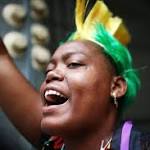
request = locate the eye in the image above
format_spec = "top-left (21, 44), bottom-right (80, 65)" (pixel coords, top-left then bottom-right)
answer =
top-left (67, 62), bottom-right (84, 69)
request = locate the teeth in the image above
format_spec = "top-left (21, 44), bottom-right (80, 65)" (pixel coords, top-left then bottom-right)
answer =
top-left (45, 90), bottom-right (66, 99)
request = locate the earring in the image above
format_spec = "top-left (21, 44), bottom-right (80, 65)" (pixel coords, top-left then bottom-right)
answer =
top-left (112, 92), bottom-right (118, 108)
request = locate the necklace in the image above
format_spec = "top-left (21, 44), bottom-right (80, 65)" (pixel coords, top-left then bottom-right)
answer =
top-left (61, 137), bottom-right (112, 150)
top-left (100, 137), bottom-right (112, 150)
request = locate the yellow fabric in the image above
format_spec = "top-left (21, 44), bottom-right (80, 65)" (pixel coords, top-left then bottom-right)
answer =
top-left (74, 0), bottom-right (131, 45)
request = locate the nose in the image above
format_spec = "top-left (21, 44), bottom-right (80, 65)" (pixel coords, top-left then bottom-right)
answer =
top-left (45, 68), bottom-right (64, 84)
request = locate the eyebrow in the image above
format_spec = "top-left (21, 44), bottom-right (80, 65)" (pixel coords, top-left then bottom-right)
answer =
top-left (49, 50), bottom-right (89, 65)
top-left (62, 51), bottom-right (89, 60)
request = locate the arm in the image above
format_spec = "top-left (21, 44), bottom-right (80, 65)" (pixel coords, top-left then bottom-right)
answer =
top-left (0, 39), bottom-right (43, 145)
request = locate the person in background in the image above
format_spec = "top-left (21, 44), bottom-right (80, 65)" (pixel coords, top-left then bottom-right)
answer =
top-left (0, 0), bottom-right (150, 149)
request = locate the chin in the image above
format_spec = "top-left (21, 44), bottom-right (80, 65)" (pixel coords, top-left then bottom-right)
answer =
top-left (41, 117), bottom-right (69, 136)
top-left (41, 117), bottom-right (59, 136)
top-left (41, 120), bottom-right (84, 139)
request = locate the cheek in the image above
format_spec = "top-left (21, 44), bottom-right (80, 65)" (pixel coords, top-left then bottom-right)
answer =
top-left (66, 67), bottom-right (109, 95)
top-left (66, 70), bottom-right (92, 92)
top-left (40, 82), bottom-right (44, 93)
top-left (40, 82), bottom-right (46, 100)
top-left (66, 68), bottom-right (112, 106)
top-left (66, 70), bottom-right (105, 108)
top-left (63, 70), bottom-right (112, 128)
top-left (66, 66), bottom-right (96, 84)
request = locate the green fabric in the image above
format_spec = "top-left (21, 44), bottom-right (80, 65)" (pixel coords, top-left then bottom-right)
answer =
top-left (93, 24), bottom-right (141, 109)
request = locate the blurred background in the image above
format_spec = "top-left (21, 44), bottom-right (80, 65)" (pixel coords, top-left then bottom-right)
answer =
top-left (0, 0), bottom-right (150, 149)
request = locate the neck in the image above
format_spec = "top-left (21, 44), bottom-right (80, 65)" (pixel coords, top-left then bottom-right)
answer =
top-left (63, 109), bottom-right (117, 150)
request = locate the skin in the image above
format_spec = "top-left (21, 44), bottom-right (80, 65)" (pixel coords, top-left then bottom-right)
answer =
top-left (40, 40), bottom-right (127, 150)
top-left (0, 39), bottom-right (42, 144)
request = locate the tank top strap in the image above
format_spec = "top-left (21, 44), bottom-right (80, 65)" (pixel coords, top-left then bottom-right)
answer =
top-left (120, 121), bottom-right (133, 150)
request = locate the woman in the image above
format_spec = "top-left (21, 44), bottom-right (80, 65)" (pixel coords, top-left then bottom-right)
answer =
top-left (0, 0), bottom-right (150, 149)
top-left (40, 39), bottom-right (132, 150)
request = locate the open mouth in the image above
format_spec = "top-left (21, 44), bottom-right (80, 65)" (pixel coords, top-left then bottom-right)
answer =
top-left (44, 90), bottom-right (69, 106)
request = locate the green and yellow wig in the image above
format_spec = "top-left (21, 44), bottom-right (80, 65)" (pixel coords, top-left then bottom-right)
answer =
top-left (67, 0), bottom-right (141, 110)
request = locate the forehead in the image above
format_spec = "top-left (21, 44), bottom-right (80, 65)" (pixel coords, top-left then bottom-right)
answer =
top-left (50, 40), bottom-right (115, 74)
top-left (52, 40), bottom-right (104, 59)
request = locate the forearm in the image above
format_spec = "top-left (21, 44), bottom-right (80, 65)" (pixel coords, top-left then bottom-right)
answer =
top-left (0, 39), bottom-right (43, 145)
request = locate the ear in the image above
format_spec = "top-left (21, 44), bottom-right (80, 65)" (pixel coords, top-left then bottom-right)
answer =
top-left (110, 76), bottom-right (127, 99)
